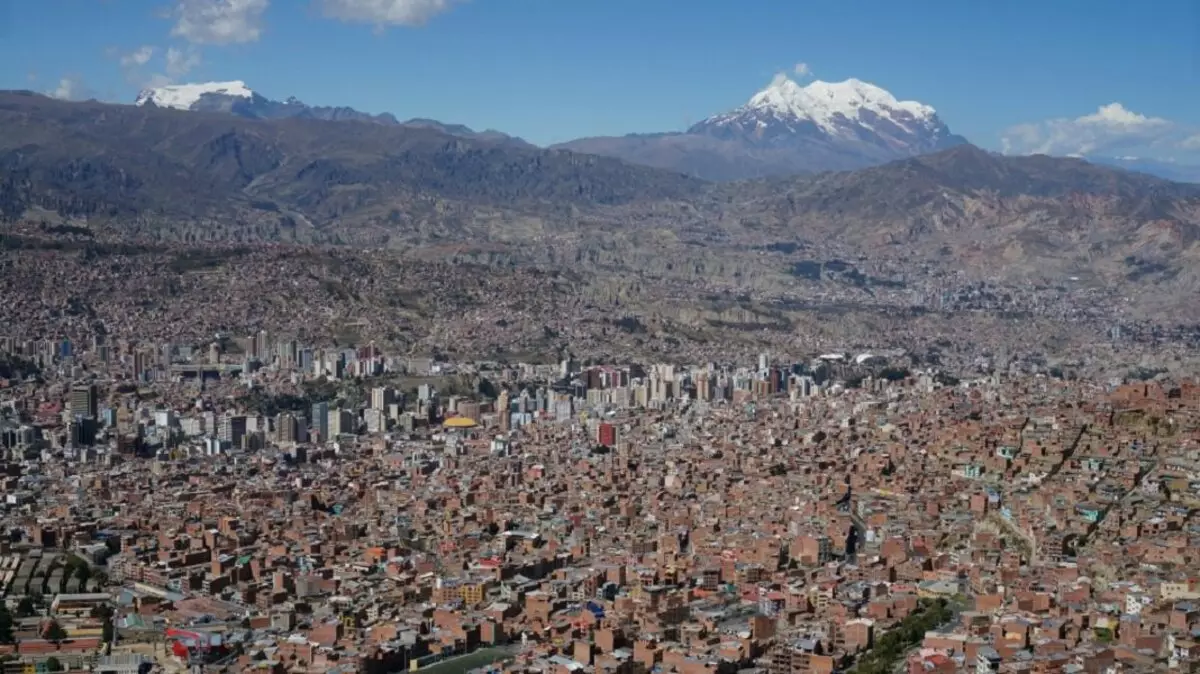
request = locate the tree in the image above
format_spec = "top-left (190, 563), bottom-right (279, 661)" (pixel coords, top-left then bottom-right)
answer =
top-left (0, 601), bottom-right (13, 644)
top-left (45, 657), bottom-right (63, 672)
top-left (16, 597), bottom-right (35, 618)
top-left (43, 619), bottom-right (68, 644)
top-left (91, 605), bottom-right (115, 644)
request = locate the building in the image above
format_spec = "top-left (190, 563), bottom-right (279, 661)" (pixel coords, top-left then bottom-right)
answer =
top-left (497, 390), bottom-right (511, 433)
top-left (597, 422), bottom-right (616, 448)
top-left (70, 384), bottom-right (98, 419)
top-left (370, 386), bottom-right (396, 411)
top-left (276, 413), bottom-right (301, 444)
top-left (311, 402), bottom-right (330, 441)
top-left (329, 408), bottom-right (354, 437)
top-left (218, 414), bottom-right (247, 447)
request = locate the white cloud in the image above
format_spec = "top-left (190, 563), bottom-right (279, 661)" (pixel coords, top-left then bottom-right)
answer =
top-left (49, 76), bottom-right (89, 101)
top-left (119, 45), bottom-right (156, 68)
top-left (1001, 103), bottom-right (1177, 157)
top-left (165, 46), bottom-right (203, 79)
top-left (171, 0), bottom-right (269, 45)
top-left (768, 72), bottom-right (791, 89)
top-left (317, 0), bottom-right (460, 27)
top-left (112, 43), bottom-right (201, 90)
top-left (793, 62), bottom-right (812, 78)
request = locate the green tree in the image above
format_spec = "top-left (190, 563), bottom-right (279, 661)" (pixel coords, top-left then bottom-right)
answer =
top-left (91, 605), bottom-right (115, 644)
top-left (16, 597), bottom-right (35, 618)
top-left (43, 619), bottom-right (68, 644)
top-left (45, 657), bottom-right (63, 672)
top-left (0, 601), bottom-right (13, 644)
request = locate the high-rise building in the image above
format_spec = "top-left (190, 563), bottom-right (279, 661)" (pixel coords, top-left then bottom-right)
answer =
top-left (133, 351), bottom-right (150, 382)
top-left (364, 408), bottom-right (386, 434)
top-left (597, 422), bottom-right (616, 448)
top-left (277, 340), bottom-right (298, 368)
top-left (253, 329), bottom-right (269, 360)
top-left (497, 390), bottom-right (511, 433)
top-left (69, 417), bottom-right (96, 447)
top-left (311, 402), bottom-right (330, 441)
top-left (70, 384), bottom-right (98, 419)
top-left (218, 414), bottom-right (247, 447)
top-left (695, 373), bottom-right (712, 402)
top-left (329, 408), bottom-right (354, 437)
top-left (371, 387), bottom-right (395, 411)
top-left (276, 413), bottom-right (299, 444)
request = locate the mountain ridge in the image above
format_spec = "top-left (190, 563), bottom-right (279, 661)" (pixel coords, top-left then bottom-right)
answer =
top-left (6, 90), bottom-right (1200, 304)
top-left (555, 75), bottom-right (967, 180)
top-left (136, 80), bottom-right (534, 148)
top-left (0, 91), bottom-right (703, 243)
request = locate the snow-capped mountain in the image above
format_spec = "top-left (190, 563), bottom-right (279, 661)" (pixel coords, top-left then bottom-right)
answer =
top-left (135, 80), bottom-right (255, 110)
top-left (555, 75), bottom-right (967, 181)
top-left (136, 80), bottom-right (400, 125)
top-left (134, 81), bottom-right (531, 147)
top-left (690, 76), bottom-right (962, 156)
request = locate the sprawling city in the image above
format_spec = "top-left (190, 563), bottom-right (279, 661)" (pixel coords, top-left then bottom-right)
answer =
top-left (3, 2), bottom-right (1200, 674)
top-left (2, 327), bottom-right (1199, 674)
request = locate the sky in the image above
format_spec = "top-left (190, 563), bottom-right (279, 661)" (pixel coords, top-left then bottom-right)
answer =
top-left (1, 0), bottom-right (1199, 159)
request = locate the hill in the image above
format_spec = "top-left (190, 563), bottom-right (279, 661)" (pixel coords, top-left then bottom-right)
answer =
top-left (0, 91), bottom-right (702, 244)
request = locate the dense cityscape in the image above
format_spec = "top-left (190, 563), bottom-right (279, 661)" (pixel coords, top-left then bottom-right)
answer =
top-left (4, 2), bottom-right (1200, 674)
top-left (1, 330), bottom-right (1199, 674)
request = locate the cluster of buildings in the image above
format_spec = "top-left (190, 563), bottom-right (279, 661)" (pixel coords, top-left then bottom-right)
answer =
top-left (2, 329), bottom-right (1200, 674)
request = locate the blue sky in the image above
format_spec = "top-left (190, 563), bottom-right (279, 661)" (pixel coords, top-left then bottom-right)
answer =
top-left (1, 0), bottom-right (1198, 157)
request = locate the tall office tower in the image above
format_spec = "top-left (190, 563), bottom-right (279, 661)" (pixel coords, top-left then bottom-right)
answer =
top-left (276, 413), bottom-right (298, 444)
top-left (311, 401), bottom-right (330, 441)
top-left (277, 340), bottom-right (298, 368)
top-left (371, 386), bottom-right (396, 411)
top-left (218, 414), bottom-right (247, 447)
top-left (70, 384), bottom-right (98, 419)
top-left (364, 408), bottom-right (386, 434)
top-left (133, 351), bottom-right (149, 382)
top-left (254, 330), bottom-right (269, 360)
top-left (497, 390), bottom-right (511, 433)
top-left (759, 352), bottom-right (770, 375)
top-left (329, 408), bottom-right (354, 437)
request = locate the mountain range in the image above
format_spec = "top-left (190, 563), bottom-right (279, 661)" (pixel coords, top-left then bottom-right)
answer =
top-left (133, 76), bottom-right (969, 181)
top-left (557, 76), bottom-right (968, 180)
top-left (5, 89), bottom-right (1200, 302)
top-left (132, 78), bottom-right (1200, 187)
top-left (136, 80), bottom-right (535, 149)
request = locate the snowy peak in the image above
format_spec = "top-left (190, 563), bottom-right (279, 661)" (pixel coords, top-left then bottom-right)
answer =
top-left (686, 74), bottom-right (965, 165)
top-left (135, 81), bottom-right (254, 110)
top-left (743, 76), bottom-right (937, 133)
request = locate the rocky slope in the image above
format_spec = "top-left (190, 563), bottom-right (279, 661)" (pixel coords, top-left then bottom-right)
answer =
top-left (556, 76), bottom-right (966, 180)
top-left (715, 145), bottom-right (1200, 290)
